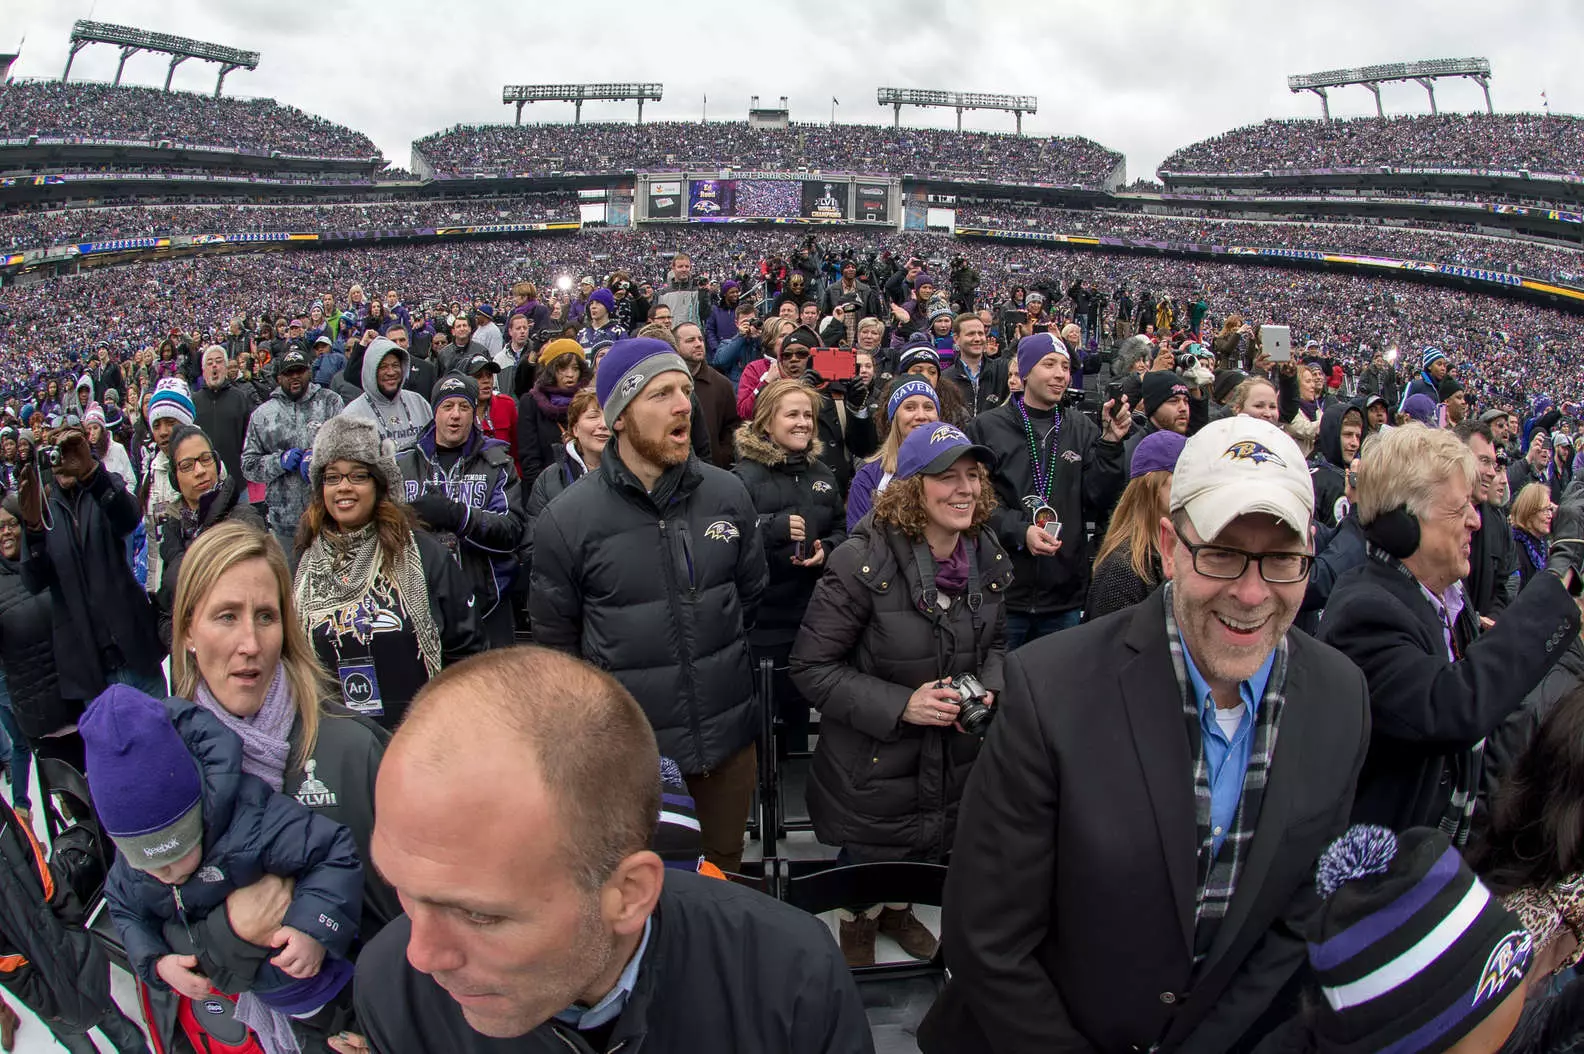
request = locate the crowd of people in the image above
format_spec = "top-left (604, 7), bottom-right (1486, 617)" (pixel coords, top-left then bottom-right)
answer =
top-left (0, 193), bottom-right (583, 250)
top-left (2, 234), bottom-right (1584, 1053)
top-left (412, 120), bottom-right (1123, 186)
top-left (0, 81), bottom-right (380, 160)
top-left (9, 226), bottom-right (1584, 414)
top-left (1162, 112), bottom-right (1584, 175)
top-left (960, 201), bottom-right (1584, 281)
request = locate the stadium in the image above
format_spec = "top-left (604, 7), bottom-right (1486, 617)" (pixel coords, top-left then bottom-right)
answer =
top-left (6, 13), bottom-right (1584, 1054)
top-left (1, 30), bottom-right (1583, 414)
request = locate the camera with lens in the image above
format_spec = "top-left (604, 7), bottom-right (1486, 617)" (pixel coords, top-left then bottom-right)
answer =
top-left (41, 445), bottom-right (61, 467)
top-left (945, 673), bottom-right (995, 737)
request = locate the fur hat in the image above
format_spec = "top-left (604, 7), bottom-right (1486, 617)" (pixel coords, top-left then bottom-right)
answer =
top-left (309, 415), bottom-right (401, 496)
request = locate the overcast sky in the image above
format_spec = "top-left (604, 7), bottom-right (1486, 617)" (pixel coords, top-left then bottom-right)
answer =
top-left (4, 0), bottom-right (1580, 180)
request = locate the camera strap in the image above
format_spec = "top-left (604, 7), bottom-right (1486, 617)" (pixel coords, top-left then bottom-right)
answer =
top-left (910, 539), bottom-right (984, 640)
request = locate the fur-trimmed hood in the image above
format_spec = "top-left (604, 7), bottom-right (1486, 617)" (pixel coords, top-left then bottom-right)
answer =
top-left (733, 422), bottom-right (824, 467)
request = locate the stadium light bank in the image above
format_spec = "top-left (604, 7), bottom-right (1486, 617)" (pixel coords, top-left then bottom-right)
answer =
top-left (62, 20), bottom-right (260, 98)
top-left (502, 83), bottom-right (664, 126)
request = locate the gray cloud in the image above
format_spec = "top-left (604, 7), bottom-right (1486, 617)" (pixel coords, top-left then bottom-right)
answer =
top-left (3, 0), bottom-right (1579, 180)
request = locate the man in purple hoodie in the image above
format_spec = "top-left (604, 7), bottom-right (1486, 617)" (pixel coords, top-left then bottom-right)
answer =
top-left (704, 280), bottom-right (743, 354)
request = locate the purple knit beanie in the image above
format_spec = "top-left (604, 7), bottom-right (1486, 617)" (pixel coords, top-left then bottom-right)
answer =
top-left (80, 685), bottom-right (204, 871)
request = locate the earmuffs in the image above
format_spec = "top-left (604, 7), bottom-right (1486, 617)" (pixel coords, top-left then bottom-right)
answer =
top-left (1364, 506), bottom-right (1420, 559)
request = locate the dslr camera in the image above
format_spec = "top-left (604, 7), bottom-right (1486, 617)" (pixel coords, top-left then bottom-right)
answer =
top-left (944, 673), bottom-right (995, 737)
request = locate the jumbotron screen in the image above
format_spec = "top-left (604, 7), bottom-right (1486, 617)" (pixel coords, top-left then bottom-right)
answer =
top-left (686, 178), bottom-right (851, 220)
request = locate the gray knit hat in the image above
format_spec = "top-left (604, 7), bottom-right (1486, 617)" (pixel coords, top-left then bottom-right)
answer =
top-left (309, 415), bottom-right (402, 497)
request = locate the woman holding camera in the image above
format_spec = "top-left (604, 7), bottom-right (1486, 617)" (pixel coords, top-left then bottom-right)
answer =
top-left (792, 422), bottom-right (1010, 968)
top-left (733, 380), bottom-right (846, 756)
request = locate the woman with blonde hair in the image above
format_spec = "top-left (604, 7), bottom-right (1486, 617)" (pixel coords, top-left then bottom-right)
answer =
top-left (171, 519), bottom-right (400, 937)
top-left (1230, 375), bottom-right (1281, 424)
top-left (732, 378), bottom-right (845, 755)
top-left (846, 377), bottom-right (940, 530)
top-left (1511, 481), bottom-right (1557, 589)
top-left (1086, 431), bottom-right (1185, 621)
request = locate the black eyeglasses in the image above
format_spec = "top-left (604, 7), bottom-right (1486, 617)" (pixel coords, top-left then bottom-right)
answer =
top-left (1173, 527), bottom-right (1312, 584)
top-left (176, 451), bottom-right (217, 474)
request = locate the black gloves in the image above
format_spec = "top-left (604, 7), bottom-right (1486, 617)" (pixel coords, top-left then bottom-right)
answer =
top-left (1546, 500), bottom-right (1584, 596)
top-left (410, 491), bottom-right (466, 532)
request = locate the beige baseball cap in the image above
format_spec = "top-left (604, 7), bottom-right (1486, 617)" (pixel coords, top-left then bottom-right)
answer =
top-left (1170, 417), bottom-right (1314, 541)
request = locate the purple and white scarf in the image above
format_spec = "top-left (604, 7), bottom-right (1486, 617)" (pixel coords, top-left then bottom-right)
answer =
top-left (193, 665), bottom-right (295, 791)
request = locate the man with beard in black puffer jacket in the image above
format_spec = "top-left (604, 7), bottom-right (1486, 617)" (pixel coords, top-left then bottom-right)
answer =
top-left (531, 339), bottom-right (767, 875)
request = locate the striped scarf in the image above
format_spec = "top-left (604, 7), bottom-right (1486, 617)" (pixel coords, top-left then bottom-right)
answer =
top-left (1161, 583), bottom-right (1290, 966)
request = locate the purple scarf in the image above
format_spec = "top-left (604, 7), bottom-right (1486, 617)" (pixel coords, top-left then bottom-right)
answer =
top-left (531, 385), bottom-right (578, 423)
top-left (933, 537), bottom-right (970, 594)
top-left (193, 665), bottom-right (295, 791)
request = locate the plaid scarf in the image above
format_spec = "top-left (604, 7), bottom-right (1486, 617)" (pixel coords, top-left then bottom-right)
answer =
top-left (1161, 583), bottom-right (1291, 966)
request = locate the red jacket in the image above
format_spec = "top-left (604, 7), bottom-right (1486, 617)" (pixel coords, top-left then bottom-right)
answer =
top-left (478, 393), bottom-right (519, 467)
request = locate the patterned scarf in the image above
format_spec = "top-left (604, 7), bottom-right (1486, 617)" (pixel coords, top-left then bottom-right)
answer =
top-left (294, 522), bottom-right (443, 680)
top-left (1513, 526), bottom-right (1549, 576)
top-left (193, 665), bottom-right (295, 791)
top-left (1161, 583), bottom-right (1290, 967)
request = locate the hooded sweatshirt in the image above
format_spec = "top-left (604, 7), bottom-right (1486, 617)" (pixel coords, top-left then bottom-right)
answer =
top-left (1309, 401), bottom-right (1360, 529)
top-left (341, 338), bottom-right (432, 452)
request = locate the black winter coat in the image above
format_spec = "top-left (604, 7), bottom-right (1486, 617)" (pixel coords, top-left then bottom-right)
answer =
top-left (0, 558), bottom-right (65, 739)
top-left (1481, 637), bottom-right (1584, 808)
top-left (515, 389), bottom-right (574, 488)
top-left (530, 446), bottom-right (769, 774)
top-left (191, 380), bottom-right (257, 485)
top-left (1466, 502), bottom-right (1517, 620)
top-left (791, 518), bottom-right (1011, 862)
top-left (521, 445), bottom-right (592, 585)
top-left (22, 465), bottom-right (164, 703)
top-left (970, 397), bottom-right (1127, 614)
top-left (396, 424), bottom-right (526, 645)
top-left (1083, 540), bottom-right (1160, 622)
top-left (153, 474), bottom-right (265, 648)
top-left (1309, 401), bottom-right (1356, 529)
top-left (356, 869), bottom-right (874, 1054)
top-left (731, 428), bottom-right (846, 648)
top-left (0, 805), bottom-right (115, 1030)
top-left (1319, 553), bottom-right (1581, 834)
top-left (942, 356), bottom-right (1009, 421)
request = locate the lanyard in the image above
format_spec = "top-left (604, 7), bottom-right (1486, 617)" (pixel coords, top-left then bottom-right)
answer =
top-left (1014, 396), bottom-right (1062, 503)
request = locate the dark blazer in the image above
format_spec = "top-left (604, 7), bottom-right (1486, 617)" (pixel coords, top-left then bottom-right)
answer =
top-left (919, 591), bottom-right (1370, 1053)
top-left (1318, 555), bottom-right (1580, 834)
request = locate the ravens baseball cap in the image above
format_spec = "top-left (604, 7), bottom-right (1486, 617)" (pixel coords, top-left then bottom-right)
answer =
top-left (313, 334), bottom-right (333, 347)
top-left (895, 422), bottom-right (993, 480)
top-left (277, 347), bottom-right (311, 374)
top-left (1170, 416), bottom-right (1314, 541)
top-left (462, 351), bottom-right (500, 376)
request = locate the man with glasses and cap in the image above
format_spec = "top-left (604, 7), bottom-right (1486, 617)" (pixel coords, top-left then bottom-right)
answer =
top-left (241, 344), bottom-right (345, 558)
top-left (922, 416), bottom-right (1370, 1054)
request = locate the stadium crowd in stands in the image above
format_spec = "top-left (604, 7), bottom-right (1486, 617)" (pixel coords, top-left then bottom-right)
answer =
top-left (413, 120), bottom-right (1123, 186)
top-left (1162, 112), bottom-right (1584, 174)
top-left (0, 80), bottom-right (379, 159)
top-left (0, 193), bottom-right (582, 249)
top-left (960, 202), bottom-right (1584, 281)
top-left (3, 229), bottom-right (1584, 415)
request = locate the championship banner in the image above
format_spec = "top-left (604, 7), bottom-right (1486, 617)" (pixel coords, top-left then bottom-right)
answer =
top-left (800, 181), bottom-right (849, 220)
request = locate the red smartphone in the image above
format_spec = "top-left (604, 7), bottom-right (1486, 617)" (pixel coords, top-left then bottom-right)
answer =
top-left (810, 347), bottom-right (857, 380)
